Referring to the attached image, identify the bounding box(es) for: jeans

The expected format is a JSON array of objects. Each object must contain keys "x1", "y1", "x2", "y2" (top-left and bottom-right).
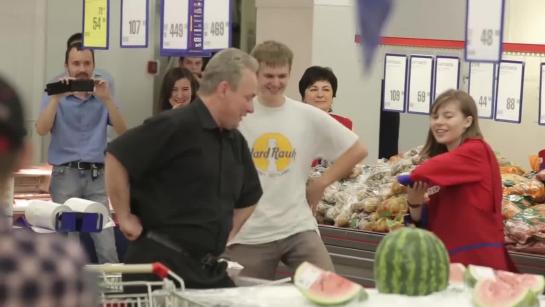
[{"x1": 50, "y1": 165, "x2": 119, "y2": 264}]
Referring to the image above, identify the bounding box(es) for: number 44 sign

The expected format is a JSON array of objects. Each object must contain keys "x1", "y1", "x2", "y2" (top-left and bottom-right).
[{"x1": 495, "y1": 61, "x2": 524, "y2": 123}]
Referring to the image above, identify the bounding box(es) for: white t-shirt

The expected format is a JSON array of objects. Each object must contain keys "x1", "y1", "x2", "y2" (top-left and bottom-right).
[{"x1": 230, "y1": 97, "x2": 358, "y2": 245}]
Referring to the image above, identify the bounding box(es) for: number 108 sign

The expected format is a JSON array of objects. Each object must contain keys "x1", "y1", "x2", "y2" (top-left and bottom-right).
[
  {"x1": 495, "y1": 61, "x2": 524, "y2": 123},
  {"x1": 382, "y1": 54, "x2": 407, "y2": 113}
]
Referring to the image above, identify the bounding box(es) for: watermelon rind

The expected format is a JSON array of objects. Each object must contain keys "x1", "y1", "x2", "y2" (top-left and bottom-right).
[
  {"x1": 294, "y1": 262, "x2": 368, "y2": 305},
  {"x1": 464, "y1": 265, "x2": 495, "y2": 288},
  {"x1": 528, "y1": 274, "x2": 545, "y2": 295},
  {"x1": 496, "y1": 271, "x2": 545, "y2": 296},
  {"x1": 473, "y1": 280, "x2": 539, "y2": 307},
  {"x1": 374, "y1": 228, "x2": 449, "y2": 296}
]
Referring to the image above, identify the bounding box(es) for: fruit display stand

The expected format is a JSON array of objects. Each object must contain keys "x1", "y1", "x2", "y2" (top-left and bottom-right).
[{"x1": 318, "y1": 225, "x2": 545, "y2": 287}]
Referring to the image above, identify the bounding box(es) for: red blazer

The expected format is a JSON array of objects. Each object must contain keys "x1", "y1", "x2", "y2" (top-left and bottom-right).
[
  {"x1": 410, "y1": 138, "x2": 516, "y2": 271},
  {"x1": 330, "y1": 113, "x2": 352, "y2": 130},
  {"x1": 312, "y1": 113, "x2": 353, "y2": 167}
]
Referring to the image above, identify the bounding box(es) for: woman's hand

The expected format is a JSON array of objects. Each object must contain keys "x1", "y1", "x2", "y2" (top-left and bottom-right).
[
  {"x1": 407, "y1": 181, "x2": 429, "y2": 206},
  {"x1": 537, "y1": 169, "x2": 545, "y2": 182}
]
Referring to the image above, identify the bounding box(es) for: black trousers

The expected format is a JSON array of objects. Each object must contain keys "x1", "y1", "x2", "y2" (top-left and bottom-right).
[{"x1": 123, "y1": 235, "x2": 234, "y2": 289}]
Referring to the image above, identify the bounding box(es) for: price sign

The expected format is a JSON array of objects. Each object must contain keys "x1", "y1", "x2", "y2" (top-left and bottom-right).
[
  {"x1": 160, "y1": 0, "x2": 189, "y2": 55},
  {"x1": 495, "y1": 61, "x2": 524, "y2": 123},
  {"x1": 434, "y1": 57, "x2": 460, "y2": 101},
  {"x1": 203, "y1": 0, "x2": 231, "y2": 50},
  {"x1": 121, "y1": 0, "x2": 148, "y2": 47},
  {"x1": 539, "y1": 63, "x2": 545, "y2": 125},
  {"x1": 83, "y1": 0, "x2": 109, "y2": 49},
  {"x1": 469, "y1": 62, "x2": 495, "y2": 118},
  {"x1": 407, "y1": 55, "x2": 433, "y2": 114},
  {"x1": 188, "y1": 0, "x2": 204, "y2": 51},
  {"x1": 382, "y1": 54, "x2": 407, "y2": 113},
  {"x1": 465, "y1": 0, "x2": 505, "y2": 62}
]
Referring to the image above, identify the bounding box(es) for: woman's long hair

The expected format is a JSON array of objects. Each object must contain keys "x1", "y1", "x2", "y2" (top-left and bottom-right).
[{"x1": 420, "y1": 90, "x2": 483, "y2": 158}]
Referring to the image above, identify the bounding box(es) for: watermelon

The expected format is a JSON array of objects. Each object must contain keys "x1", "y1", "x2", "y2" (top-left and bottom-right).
[
  {"x1": 496, "y1": 270, "x2": 545, "y2": 295},
  {"x1": 464, "y1": 264, "x2": 495, "y2": 288},
  {"x1": 374, "y1": 227, "x2": 449, "y2": 296},
  {"x1": 449, "y1": 263, "x2": 466, "y2": 285},
  {"x1": 294, "y1": 261, "x2": 367, "y2": 305},
  {"x1": 473, "y1": 278, "x2": 539, "y2": 307}
]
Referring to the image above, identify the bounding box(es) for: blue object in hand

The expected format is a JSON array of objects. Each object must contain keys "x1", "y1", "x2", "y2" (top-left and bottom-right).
[{"x1": 397, "y1": 174, "x2": 413, "y2": 186}]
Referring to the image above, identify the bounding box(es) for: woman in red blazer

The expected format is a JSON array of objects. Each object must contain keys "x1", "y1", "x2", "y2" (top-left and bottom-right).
[
  {"x1": 406, "y1": 90, "x2": 516, "y2": 271},
  {"x1": 298, "y1": 66, "x2": 353, "y2": 130}
]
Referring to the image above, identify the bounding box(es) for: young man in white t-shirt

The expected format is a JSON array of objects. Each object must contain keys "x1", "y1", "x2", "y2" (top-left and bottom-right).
[{"x1": 225, "y1": 40, "x2": 368, "y2": 279}]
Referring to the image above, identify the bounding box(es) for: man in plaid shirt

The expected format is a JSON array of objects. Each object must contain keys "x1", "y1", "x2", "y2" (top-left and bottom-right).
[{"x1": 0, "y1": 76, "x2": 93, "y2": 306}]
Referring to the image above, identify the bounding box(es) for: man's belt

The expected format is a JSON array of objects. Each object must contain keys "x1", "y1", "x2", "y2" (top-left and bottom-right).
[{"x1": 60, "y1": 161, "x2": 104, "y2": 170}]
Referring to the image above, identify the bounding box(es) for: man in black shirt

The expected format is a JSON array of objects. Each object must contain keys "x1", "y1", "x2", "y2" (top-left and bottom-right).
[{"x1": 105, "y1": 48, "x2": 262, "y2": 288}]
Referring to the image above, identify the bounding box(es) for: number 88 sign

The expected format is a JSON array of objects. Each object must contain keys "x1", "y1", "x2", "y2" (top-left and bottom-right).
[{"x1": 495, "y1": 61, "x2": 524, "y2": 123}]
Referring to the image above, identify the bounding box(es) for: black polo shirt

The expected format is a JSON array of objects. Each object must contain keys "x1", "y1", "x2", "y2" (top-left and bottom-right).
[{"x1": 107, "y1": 98, "x2": 262, "y2": 256}]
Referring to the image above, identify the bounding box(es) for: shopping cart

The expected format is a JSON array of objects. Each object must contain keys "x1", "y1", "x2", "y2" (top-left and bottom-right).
[{"x1": 86, "y1": 262, "x2": 206, "y2": 307}]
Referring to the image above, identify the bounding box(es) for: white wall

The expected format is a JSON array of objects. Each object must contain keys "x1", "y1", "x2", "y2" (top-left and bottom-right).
[{"x1": 0, "y1": 1, "x2": 47, "y2": 163}]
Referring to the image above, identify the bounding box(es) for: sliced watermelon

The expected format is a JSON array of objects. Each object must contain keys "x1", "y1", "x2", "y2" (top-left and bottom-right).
[
  {"x1": 496, "y1": 270, "x2": 545, "y2": 295},
  {"x1": 294, "y1": 262, "x2": 367, "y2": 305},
  {"x1": 464, "y1": 264, "x2": 495, "y2": 288},
  {"x1": 473, "y1": 278, "x2": 539, "y2": 307},
  {"x1": 449, "y1": 263, "x2": 466, "y2": 285}
]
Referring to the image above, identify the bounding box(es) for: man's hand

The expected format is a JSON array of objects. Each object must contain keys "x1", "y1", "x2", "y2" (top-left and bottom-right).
[
  {"x1": 93, "y1": 79, "x2": 112, "y2": 102},
  {"x1": 117, "y1": 213, "x2": 143, "y2": 241},
  {"x1": 306, "y1": 177, "x2": 327, "y2": 214}
]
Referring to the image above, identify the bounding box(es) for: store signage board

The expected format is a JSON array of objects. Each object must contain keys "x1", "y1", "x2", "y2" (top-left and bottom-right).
[
  {"x1": 538, "y1": 63, "x2": 545, "y2": 126},
  {"x1": 202, "y1": 0, "x2": 231, "y2": 51},
  {"x1": 407, "y1": 55, "x2": 434, "y2": 115},
  {"x1": 434, "y1": 56, "x2": 460, "y2": 101},
  {"x1": 382, "y1": 54, "x2": 407, "y2": 113},
  {"x1": 82, "y1": 0, "x2": 109, "y2": 49},
  {"x1": 495, "y1": 61, "x2": 524, "y2": 123},
  {"x1": 120, "y1": 0, "x2": 148, "y2": 48},
  {"x1": 469, "y1": 62, "x2": 495, "y2": 119},
  {"x1": 464, "y1": 0, "x2": 504, "y2": 62},
  {"x1": 160, "y1": 0, "x2": 189, "y2": 55}
]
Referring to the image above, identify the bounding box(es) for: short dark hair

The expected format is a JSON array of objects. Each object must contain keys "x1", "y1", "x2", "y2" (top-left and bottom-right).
[
  {"x1": 159, "y1": 67, "x2": 199, "y2": 111},
  {"x1": 64, "y1": 42, "x2": 95, "y2": 65},
  {"x1": 298, "y1": 66, "x2": 338, "y2": 100},
  {"x1": 0, "y1": 76, "x2": 26, "y2": 181},
  {"x1": 66, "y1": 33, "x2": 83, "y2": 48}
]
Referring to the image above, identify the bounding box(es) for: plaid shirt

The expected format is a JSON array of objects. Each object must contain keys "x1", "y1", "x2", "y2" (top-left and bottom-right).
[{"x1": 0, "y1": 214, "x2": 94, "y2": 306}]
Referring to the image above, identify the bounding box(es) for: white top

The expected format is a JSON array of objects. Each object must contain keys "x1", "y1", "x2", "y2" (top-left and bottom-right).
[{"x1": 231, "y1": 97, "x2": 358, "y2": 245}]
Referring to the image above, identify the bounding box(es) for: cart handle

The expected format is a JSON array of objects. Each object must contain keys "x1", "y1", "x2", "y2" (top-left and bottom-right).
[{"x1": 86, "y1": 262, "x2": 170, "y2": 278}]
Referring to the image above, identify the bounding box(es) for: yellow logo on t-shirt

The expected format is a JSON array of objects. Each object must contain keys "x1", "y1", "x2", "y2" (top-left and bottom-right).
[{"x1": 251, "y1": 133, "x2": 296, "y2": 176}]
